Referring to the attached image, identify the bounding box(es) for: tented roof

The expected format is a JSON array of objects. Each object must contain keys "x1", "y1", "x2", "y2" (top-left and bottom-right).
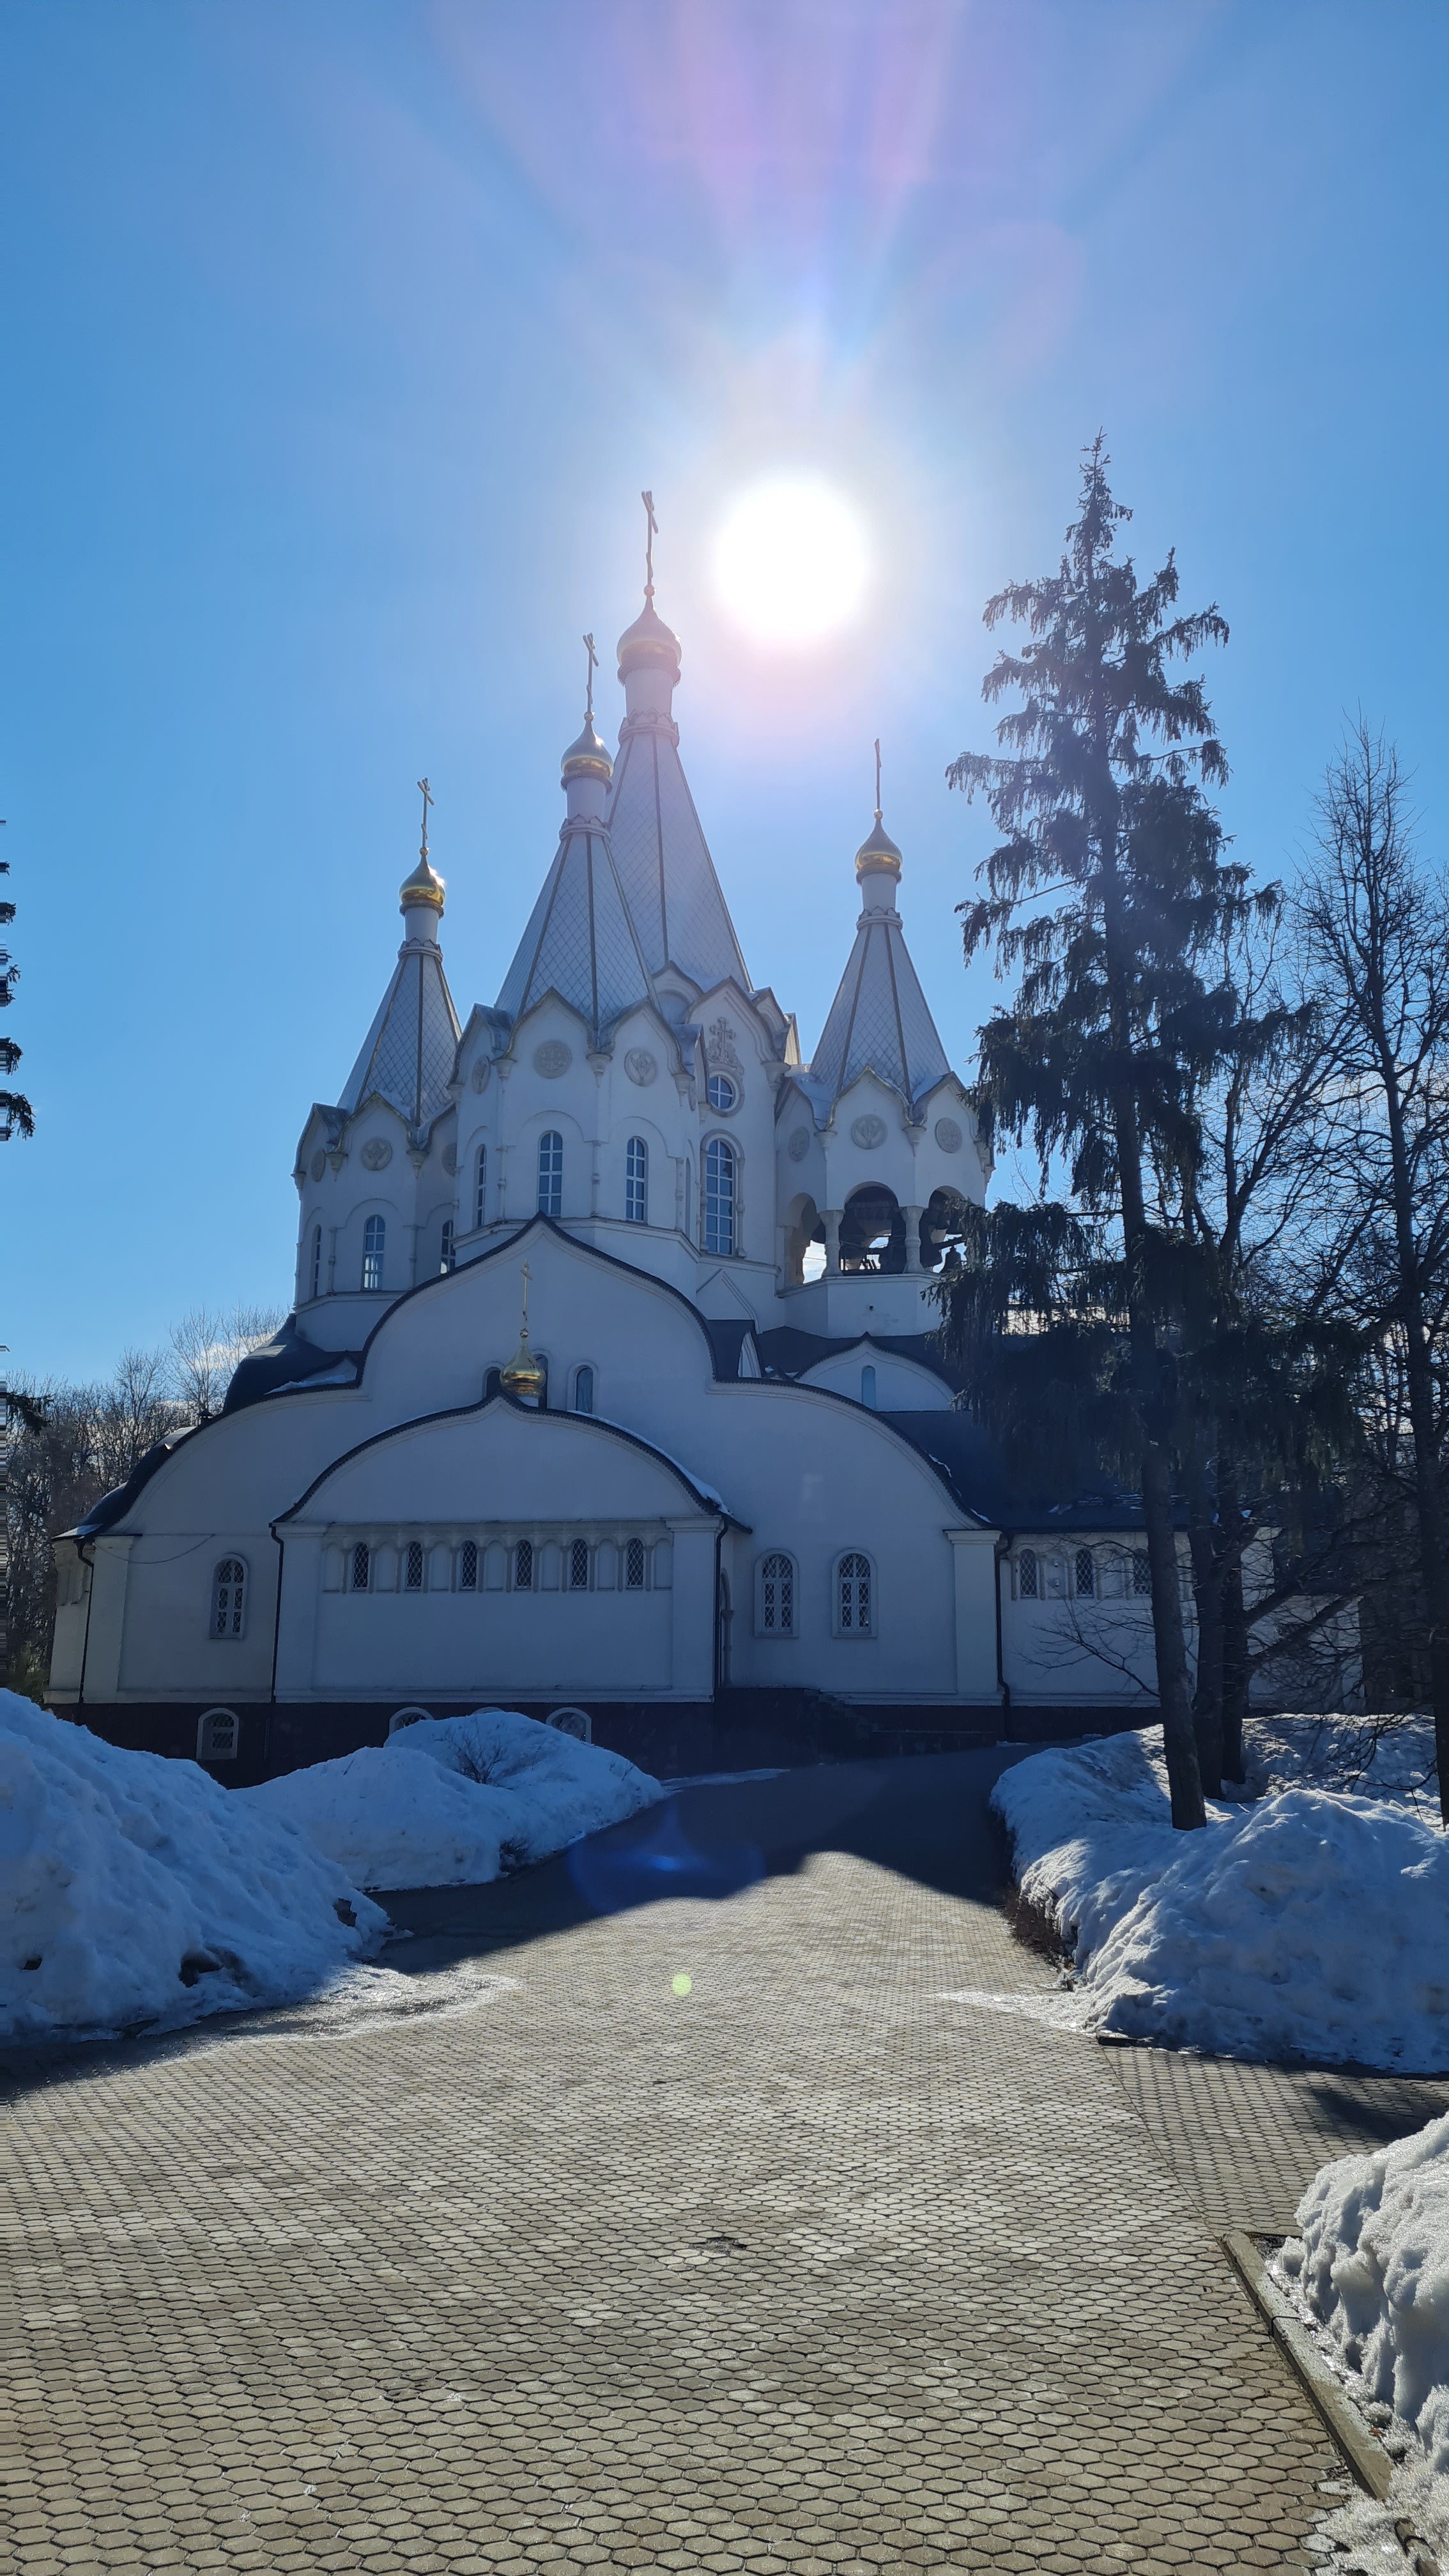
[
  {"x1": 339, "y1": 941, "x2": 461, "y2": 1135},
  {"x1": 806, "y1": 904, "x2": 951, "y2": 1112},
  {"x1": 496, "y1": 821, "x2": 657, "y2": 1042},
  {"x1": 606, "y1": 721, "x2": 750, "y2": 995}
]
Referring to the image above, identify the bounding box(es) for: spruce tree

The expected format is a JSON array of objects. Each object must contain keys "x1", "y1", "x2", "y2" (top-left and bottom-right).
[{"x1": 944, "y1": 440, "x2": 1251, "y2": 1830}]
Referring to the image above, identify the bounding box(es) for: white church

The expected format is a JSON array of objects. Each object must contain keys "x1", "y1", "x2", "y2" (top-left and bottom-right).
[{"x1": 50, "y1": 560, "x2": 1194, "y2": 1779}]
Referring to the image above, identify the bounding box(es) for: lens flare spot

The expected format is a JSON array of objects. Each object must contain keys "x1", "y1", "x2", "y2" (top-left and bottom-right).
[
  {"x1": 671, "y1": 1972, "x2": 693, "y2": 1997},
  {"x1": 713, "y1": 477, "x2": 870, "y2": 649}
]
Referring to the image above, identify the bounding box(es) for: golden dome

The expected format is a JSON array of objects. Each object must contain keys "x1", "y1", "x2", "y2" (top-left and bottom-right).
[
  {"x1": 399, "y1": 851, "x2": 446, "y2": 914},
  {"x1": 500, "y1": 1331, "x2": 546, "y2": 1402},
  {"x1": 560, "y1": 717, "x2": 613, "y2": 785},
  {"x1": 617, "y1": 596, "x2": 681, "y2": 682},
  {"x1": 854, "y1": 813, "x2": 903, "y2": 882}
]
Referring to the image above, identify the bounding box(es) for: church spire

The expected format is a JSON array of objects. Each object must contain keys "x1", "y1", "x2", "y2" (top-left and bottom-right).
[
  {"x1": 806, "y1": 757, "x2": 948, "y2": 1113},
  {"x1": 338, "y1": 779, "x2": 460, "y2": 1136}
]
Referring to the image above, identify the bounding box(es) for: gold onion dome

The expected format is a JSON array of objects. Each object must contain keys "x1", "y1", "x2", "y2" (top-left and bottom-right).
[
  {"x1": 560, "y1": 715, "x2": 613, "y2": 785},
  {"x1": 399, "y1": 850, "x2": 446, "y2": 914},
  {"x1": 617, "y1": 596, "x2": 681, "y2": 681},
  {"x1": 500, "y1": 1330, "x2": 546, "y2": 1402},
  {"x1": 854, "y1": 812, "x2": 903, "y2": 883}
]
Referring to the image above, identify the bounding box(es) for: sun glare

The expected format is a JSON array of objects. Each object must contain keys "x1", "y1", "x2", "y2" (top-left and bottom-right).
[{"x1": 713, "y1": 477, "x2": 870, "y2": 648}]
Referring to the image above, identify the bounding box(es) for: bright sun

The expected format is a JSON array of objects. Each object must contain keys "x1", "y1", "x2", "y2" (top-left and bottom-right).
[{"x1": 713, "y1": 477, "x2": 870, "y2": 648}]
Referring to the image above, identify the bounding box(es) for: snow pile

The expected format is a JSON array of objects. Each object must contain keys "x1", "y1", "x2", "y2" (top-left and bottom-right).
[
  {"x1": 994, "y1": 1731, "x2": 1449, "y2": 2069},
  {"x1": 1243, "y1": 1709, "x2": 1439, "y2": 1821},
  {"x1": 1276, "y1": 2113, "x2": 1449, "y2": 2566},
  {"x1": 243, "y1": 1709, "x2": 662, "y2": 1891},
  {"x1": 0, "y1": 1692, "x2": 386, "y2": 2044}
]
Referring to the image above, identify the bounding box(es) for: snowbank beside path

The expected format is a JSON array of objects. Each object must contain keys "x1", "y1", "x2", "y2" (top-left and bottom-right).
[
  {"x1": 1, "y1": 1693, "x2": 386, "y2": 2044},
  {"x1": 242, "y1": 1709, "x2": 663, "y2": 1891},
  {"x1": 993, "y1": 1730, "x2": 1449, "y2": 2070}
]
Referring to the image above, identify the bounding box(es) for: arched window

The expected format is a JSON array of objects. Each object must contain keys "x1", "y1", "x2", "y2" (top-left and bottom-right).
[
  {"x1": 756, "y1": 1551, "x2": 797, "y2": 1638},
  {"x1": 624, "y1": 1537, "x2": 647, "y2": 1590},
  {"x1": 362, "y1": 1215, "x2": 385, "y2": 1292},
  {"x1": 567, "y1": 1538, "x2": 590, "y2": 1591},
  {"x1": 475, "y1": 1143, "x2": 488, "y2": 1230},
  {"x1": 459, "y1": 1540, "x2": 479, "y2": 1591},
  {"x1": 703, "y1": 1137, "x2": 736, "y2": 1255},
  {"x1": 861, "y1": 1364, "x2": 877, "y2": 1408},
  {"x1": 440, "y1": 1219, "x2": 455, "y2": 1274},
  {"x1": 309, "y1": 1225, "x2": 322, "y2": 1301},
  {"x1": 1017, "y1": 1547, "x2": 1039, "y2": 1600},
  {"x1": 836, "y1": 1551, "x2": 874, "y2": 1637},
  {"x1": 513, "y1": 1538, "x2": 534, "y2": 1591},
  {"x1": 574, "y1": 1365, "x2": 595, "y2": 1415},
  {"x1": 404, "y1": 1540, "x2": 425, "y2": 1591},
  {"x1": 211, "y1": 1558, "x2": 246, "y2": 1639},
  {"x1": 625, "y1": 1135, "x2": 648, "y2": 1223},
  {"x1": 1075, "y1": 1546, "x2": 1096, "y2": 1598},
  {"x1": 1132, "y1": 1550, "x2": 1151, "y2": 1597},
  {"x1": 537, "y1": 1131, "x2": 563, "y2": 1218},
  {"x1": 706, "y1": 1071, "x2": 737, "y2": 1114},
  {"x1": 197, "y1": 1708, "x2": 239, "y2": 1761},
  {"x1": 350, "y1": 1542, "x2": 371, "y2": 1592}
]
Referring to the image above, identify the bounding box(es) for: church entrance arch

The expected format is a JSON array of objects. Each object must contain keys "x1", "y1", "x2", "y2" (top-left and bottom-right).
[{"x1": 840, "y1": 1184, "x2": 905, "y2": 1274}]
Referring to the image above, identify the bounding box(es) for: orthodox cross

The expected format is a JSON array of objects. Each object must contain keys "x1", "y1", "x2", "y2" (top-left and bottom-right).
[
  {"x1": 583, "y1": 633, "x2": 598, "y2": 724},
  {"x1": 641, "y1": 489, "x2": 658, "y2": 600},
  {"x1": 873, "y1": 738, "x2": 882, "y2": 824},
  {"x1": 417, "y1": 775, "x2": 434, "y2": 862}
]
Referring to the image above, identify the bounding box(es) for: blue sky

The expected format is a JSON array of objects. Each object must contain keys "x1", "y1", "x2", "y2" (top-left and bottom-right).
[{"x1": 4, "y1": 0, "x2": 1446, "y2": 1381}]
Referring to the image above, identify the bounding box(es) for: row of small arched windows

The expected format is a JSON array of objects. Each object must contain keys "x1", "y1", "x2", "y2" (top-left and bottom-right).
[
  {"x1": 347, "y1": 1535, "x2": 659, "y2": 1594},
  {"x1": 1014, "y1": 1545, "x2": 1153, "y2": 1601}
]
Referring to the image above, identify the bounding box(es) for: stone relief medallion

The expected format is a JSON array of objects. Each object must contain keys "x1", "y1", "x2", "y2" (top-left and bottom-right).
[
  {"x1": 787, "y1": 1126, "x2": 811, "y2": 1163},
  {"x1": 310, "y1": 1149, "x2": 326, "y2": 1183},
  {"x1": 470, "y1": 1059, "x2": 490, "y2": 1093},
  {"x1": 625, "y1": 1048, "x2": 657, "y2": 1087},
  {"x1": 360, "y1": 1137, "x2": 393, "y2": 1172},
  {"x1": 934, "y1": 1117, "x2": 963, "y2": 1153},
  {"x1": 850, "y1": 1114, "x2": 887, "y2": 1150},
  {"x1": 442, "y1": 1146, "x2": 458, "y2": 1176},
  {"x1": 533, "y1": 1040, "x2": 572, "y2": 1078}
]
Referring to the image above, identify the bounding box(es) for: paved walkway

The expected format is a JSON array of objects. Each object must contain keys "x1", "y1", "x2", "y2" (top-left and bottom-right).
[{"x1": 5, "y1": 1751, "x2": 1448, "y2": 2576}]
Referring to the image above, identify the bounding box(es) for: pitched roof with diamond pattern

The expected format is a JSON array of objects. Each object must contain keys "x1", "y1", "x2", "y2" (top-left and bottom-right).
[
  {"x1": 339, "y1": 940, "x2": 461, "y2": 1136},
  {"x1": 806, "y1": 898, "x2": 951, "y2": 1114},
  {"x1": 496, "y1": 820, "x2": 658, "y2": 1041},
  {"x1": 605, "y1": 719, "x2": 750, "y2": 995}
]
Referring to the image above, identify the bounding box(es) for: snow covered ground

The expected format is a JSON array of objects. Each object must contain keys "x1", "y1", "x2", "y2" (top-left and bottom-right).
[
  {"x1": 993, "y1": 1724, "x2": 1449, "y2": 2071},
  {"x1": 1, "y1": 1690, "x2": 387, "y2": 2044},
  {"x1": 241, "y1": 1709, "x2": 662, "y2": 1890},
  {"x1": 1275, "y1": 2111, "x2": 1449, "y2": 2570}
]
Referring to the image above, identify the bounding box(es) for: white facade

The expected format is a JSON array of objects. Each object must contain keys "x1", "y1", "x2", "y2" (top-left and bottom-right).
[{"x1": 50, "y1": 576, "x2": 1211, "y2": 1760}]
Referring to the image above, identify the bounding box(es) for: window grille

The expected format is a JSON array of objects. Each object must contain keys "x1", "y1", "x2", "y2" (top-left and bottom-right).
[
  {"x1": 625, "y1": 1135, "x2": 647, "y2": 1223},
  {"x1": 568, "y1": 1538, "x2": 590, "y2": 1591},
  {"x1": 838, "y1": 1551, "x2": 873, "y2": 1636},
  {"x1": 475, "y1": 1144, "x2": 488, "y2": 1230},
  {"x1": 440, "y1": 1220, "x2": 455, "y2": 1273},
  {"x1": 861, "y1": 1364, "x2": 877, "y2": 1408},
  {"x1": 210, "y1": 1559, "x2": 246, "y2": 1639},
  {"x1": 624, "y1": 1537, "x2": 647, "y2": 1590},
  {"x1": 362, "y1": 1214, "x2": 385, "y2": 1292},
  {"x1": 706, "y1": 1071, "x2": 737, "y2": 1112},
  {"x1": 703, "y1": 1137, "x2": 735, "y2": 1255},
  {"x1": 197, "y1": 1708, "x2": 239, "y2": 1761},
  {"x1": 309, "y1": 1225, "x2": 322, "y2": 1301},
  {"x1": 404, "y1": 1540, "x2": 424, "y2": 1591},
  {"x1": 1075, "y1": 1547, "x2": 1096, "y2": 1598},
  {"x1": 459, "y1": 1540, "x2": 478, "y2": 1591},
  {"x1": 1018, "y1": 1548, "x2": 1039, "y2": 1600},
  {"x1": 350, "y1": 1542, "x2": 371, "y2": 1592},
  {"x1": 758, "y1": 1551, "x2": 795, "y2": 1637},
  {"x1": 574, "y1": 1365, "x2": 594, "y2": 1415},
  {"x1": 537, "y1": 1130, "x2": 563, "y2": 1218},
  {"x1": 1132, "y1": 1550, "x2": 1151, "y2": 1597},
  {"x1": 513, "y1": 1538, "x2": 534, "y2": 1591}
]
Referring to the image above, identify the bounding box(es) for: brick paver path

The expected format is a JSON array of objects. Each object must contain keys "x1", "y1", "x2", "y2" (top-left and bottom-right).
[{"x1": 7, "y1": 1748, "x2": 1439, "y2": 2576}]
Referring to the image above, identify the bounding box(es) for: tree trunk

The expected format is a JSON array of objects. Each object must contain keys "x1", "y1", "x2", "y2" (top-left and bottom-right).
[
  {"x1": 1378, "y1": 1060, "x2": 1449, "y2": 1823},
  {"x1": 1188, "y1": 1452, "x2": 1225, "y2": 1798},
  {"x1": 1218, "y1": 1471, "x2": 1250, "y2": 1784}
]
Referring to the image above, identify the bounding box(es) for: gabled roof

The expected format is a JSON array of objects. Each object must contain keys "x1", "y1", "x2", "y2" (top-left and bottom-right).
[
  {"x1": 496, "y1": 821, "x2": 657, "y2": 1042},
  {"x1": 805, "y1": 901, "x2": 951, "y2": 1114},
  {"x1": 606, "y1": 720, "x2": 751, "y2": 995},
  {"x1": 339, "y1": 939, "x2": 461, "y2": 1135}
]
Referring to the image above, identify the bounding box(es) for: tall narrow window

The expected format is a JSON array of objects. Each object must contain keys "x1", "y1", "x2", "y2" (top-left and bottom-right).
[
  {"x1": 404, "y1": 1541, "x2": 425, "y2": 1592},
  {"x1": 537, "y1": 1131, "x2": 563, "y2": 1218},
  {"x1": 837, "y1": 1551, "x2": 873, "y2": 1637},
  {"x1": 350, "y1": 1542, "x2": 371, "y2": 1593},
  {"x1": 861, "y1": 1364, "x2": 877, "y2": 1408},
  {"x1": 1075, "y1": 1547, "x2": 1096, "y2": 1598},
  {"x1": 1131, "y1": 1550, "x2": 1151, "y2": 1597},
  {"x1": 568, "y1": 1538, "x2": 590, "y2": 1591},
  {"x1": 309, "y1": 1225, "x2": 322, "y2": 1301},
  {"x1": 574, "y1": 1365, "x2": 594, "y2": 1416},
  {"x1": 440, "y1": 1220, "x2": 455, "y2": 1274},
  {"x1": 362, "y1": 1215, "x2": 385, "y2": 1292},
  {"x1": 459, "y1": 1540, "x2": 478, "y2": 1591},
  {"x1": 475, "y1": 1144, "x2": 488, "y2": 1230},
  {"x1": 1018, "y1": 1548, "x2": 1039, "y2": 1600},
  {"x1": 513, "y1": 1538, "x2": 534, "y2": 1591},
  {"x1": 703, "y1": 1137, "x2": 735, "y2": 1255},
  {"x1": 211, "y1": 1558, "x2": 246, "y2": 1639},
  {"x1": 757, "y1": 1551, "x2": 796, "y2": 1638},
  {"x1": 625, "y1": 1135, "x2": 647, "y2": 1223},
  {"x1": 624, "y1": 1537, "x2": 647, "y2": 1590}
]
